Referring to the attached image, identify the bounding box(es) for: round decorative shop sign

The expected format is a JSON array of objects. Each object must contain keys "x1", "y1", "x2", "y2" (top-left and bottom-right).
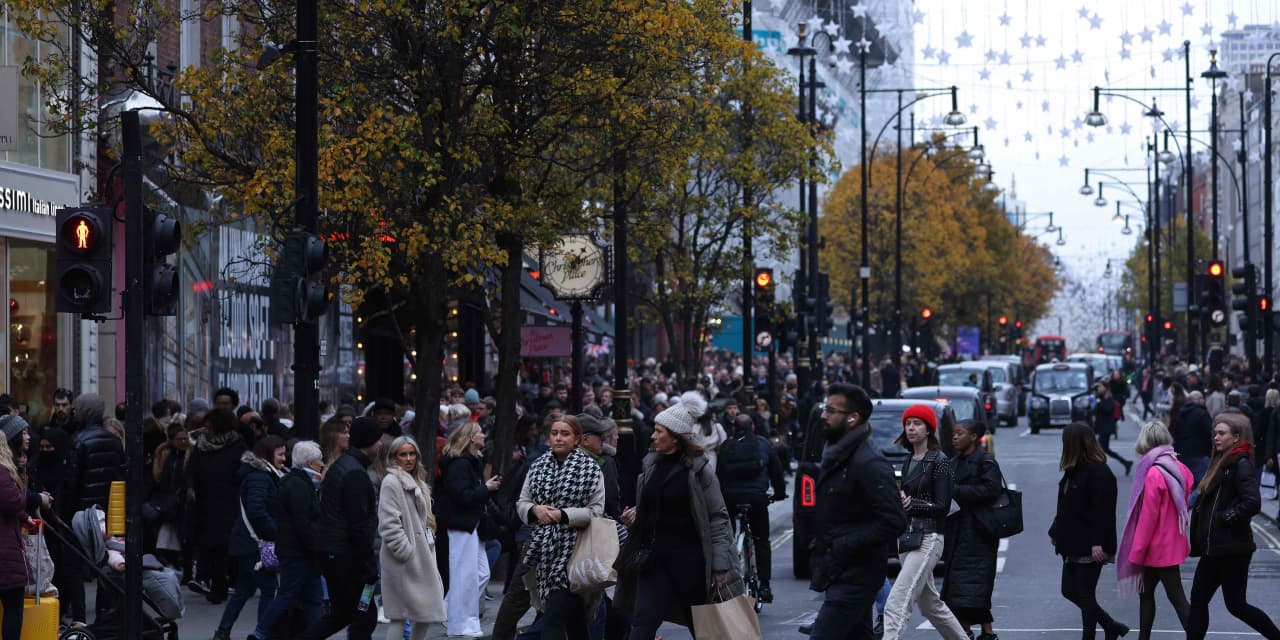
[{"x1": 539, "y1": 235, "x2": 608, "y2": 300}]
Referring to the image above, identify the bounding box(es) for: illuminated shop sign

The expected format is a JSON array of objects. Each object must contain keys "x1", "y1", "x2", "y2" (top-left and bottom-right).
[{"x1": 0, "y1": 187, "x2": 61, "y2": 217}]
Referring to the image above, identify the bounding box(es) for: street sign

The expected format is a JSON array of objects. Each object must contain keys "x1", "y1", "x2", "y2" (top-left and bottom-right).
[
  {"x1": 539, "y1": 234, "x2": 609, "y2": 300},
  {"x1": 1172, "y1": 282, "x2": 1186, "y2": 312}
]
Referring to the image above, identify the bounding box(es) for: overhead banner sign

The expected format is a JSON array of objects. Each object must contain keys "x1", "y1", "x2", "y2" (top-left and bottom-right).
[{"x1": 0, "y1": 67, "x2": 17, "y2": 151}]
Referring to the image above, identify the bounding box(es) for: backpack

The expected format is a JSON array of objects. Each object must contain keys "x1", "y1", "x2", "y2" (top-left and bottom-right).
[{"x1": 718, "y1": 434, "x2": 764, "y2": 479}]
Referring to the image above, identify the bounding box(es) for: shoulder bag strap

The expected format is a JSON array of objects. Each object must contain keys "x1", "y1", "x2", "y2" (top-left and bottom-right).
[{"x1": 239, "y1": 497, "x2": 261, "y2": 543}]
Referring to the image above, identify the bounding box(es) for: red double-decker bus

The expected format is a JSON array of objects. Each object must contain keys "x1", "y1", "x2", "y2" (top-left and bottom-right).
[
  {"x1": 1096, "y1": 330, "x2": 1134, "y2": 356},
  {"x1": 1032, "y1": 335, "x2": 1067, "y2": 364}
]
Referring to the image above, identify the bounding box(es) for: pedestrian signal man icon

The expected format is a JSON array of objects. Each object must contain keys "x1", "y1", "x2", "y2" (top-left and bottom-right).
[{"x1": 75, "y1": 219, "x2": 91, "y2": 249}]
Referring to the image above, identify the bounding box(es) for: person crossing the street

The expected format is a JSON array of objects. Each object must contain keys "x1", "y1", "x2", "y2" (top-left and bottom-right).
[
  {"x1": 805, "y1": 383, "x2": 906, "y2": 639},
  {"x1": 941, "y1": 420, "x2": 1004, "y2": 640},
  {"x1": 716, "y1": 413, "x2": 787, "y2": 603}
]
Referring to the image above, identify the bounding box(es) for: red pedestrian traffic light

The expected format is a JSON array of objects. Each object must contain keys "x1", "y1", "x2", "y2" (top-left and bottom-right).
[{"x1": 1261, "y1": 296, "x2": 1270, "y2": 312}]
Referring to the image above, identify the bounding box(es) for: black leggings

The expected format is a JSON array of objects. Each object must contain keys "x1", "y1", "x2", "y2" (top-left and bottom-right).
[
  {"x1": 1061, "y1": 562, "x2": 1121, "y2": 640},
  {"x1": 1139, "y1": 566, "x2": 1188, "y2": 640},
  {"x1": 541, "y1": 590, "x2": 589, "y2": 640},
  {"x1": 1187, "y1": 553, "x2": 1280, "y2": 640},
  {"x1": 0, "y1": 586, "x2": 23, "y2": 640},
  {"x1": 1097, "y1": 432, "x2": 1132, "y2": 466}
]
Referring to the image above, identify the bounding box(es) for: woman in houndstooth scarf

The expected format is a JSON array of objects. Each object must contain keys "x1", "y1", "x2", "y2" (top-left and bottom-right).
[{"x1": 517, "y1": 414, "x2": 605, "y2": 640}]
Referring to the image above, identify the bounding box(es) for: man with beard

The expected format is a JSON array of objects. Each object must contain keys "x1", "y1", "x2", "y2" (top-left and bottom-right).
[{"x1": 806, "y1": 383, "x2": 907, "y2": 639}]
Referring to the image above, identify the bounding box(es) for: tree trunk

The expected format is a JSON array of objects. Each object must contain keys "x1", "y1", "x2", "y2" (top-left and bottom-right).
[
  {"x1": 490, "y1": 233, "x2": 522, "y2": 477},
  {"x1": 412, "y1": 258, "x2": 447, "y2": 485}
]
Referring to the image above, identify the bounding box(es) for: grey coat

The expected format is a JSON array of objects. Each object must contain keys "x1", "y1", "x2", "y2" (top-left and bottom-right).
[
  {"x1": 616, "y1": 451, "x2": 742, "y2": 627},
  {"x1": 378, "y1": 468, "x2": 446, "y2": 623}
]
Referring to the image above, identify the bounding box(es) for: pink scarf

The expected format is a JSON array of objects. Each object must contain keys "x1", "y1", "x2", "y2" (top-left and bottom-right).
[{"x1": 1116, "y1": 445, "x2": 1188, "y2": 595}]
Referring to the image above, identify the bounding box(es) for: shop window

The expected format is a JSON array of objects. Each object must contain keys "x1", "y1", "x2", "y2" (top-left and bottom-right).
[{"x1": 8, "y1": 241, "x2": 57, "y2": 419}]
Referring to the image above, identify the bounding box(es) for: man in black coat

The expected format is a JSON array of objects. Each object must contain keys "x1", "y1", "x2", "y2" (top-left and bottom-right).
[
  {"x1": 718, "y1": 414, "x2": 787, "y2": 603},
  {"x1": 62, "y1": 393, "x2": 125, "y2": 516},
  {"x1": 298, "y1": 417, "x2": 383, "y2": 640},
  {"x1": 808, "y1": 383, "x2": 908, "y2": 640},
  {"x1": 1173, "y1": 391, "x2": 1214, "y2": 488}
]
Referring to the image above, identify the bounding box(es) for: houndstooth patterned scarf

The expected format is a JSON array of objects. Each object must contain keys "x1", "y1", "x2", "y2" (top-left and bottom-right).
[{"x1": 523, "y1": 447, "x2": 601, "y2": 600}]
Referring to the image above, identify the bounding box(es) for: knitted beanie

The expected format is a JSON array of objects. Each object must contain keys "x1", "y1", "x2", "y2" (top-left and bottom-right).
[
  {"x1": 902, "y1": 404, "x2": 937, "y2": 433},
  {"x1": 654, "y1": 391, "x2": 708, "y2": 437}
]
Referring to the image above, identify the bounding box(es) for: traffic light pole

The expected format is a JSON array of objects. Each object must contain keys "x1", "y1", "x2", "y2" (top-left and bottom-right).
[
  {"x1": 293, "y1": 0, "x2": 321, "y2": 438},
  {"x1": 120, "y1": 110, "x2": 146, "y2": 640}
]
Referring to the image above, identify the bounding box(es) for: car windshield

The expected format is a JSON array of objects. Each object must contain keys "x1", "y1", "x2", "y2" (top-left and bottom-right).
[
  {"x1": 987, "y1": 367, "x2": 1008, "y2": 383},
  {"x1": 1036, "y1": 370, "x2": 1089, "y2": 393},
  {"x1": 938, "y1": 370, "x2": 979, "y2": 387},
  {"x1": 943, "y1": 399, "x2": 977, "y2": 421},
  {"x1": 867, "y1": 410, "x2": 910, "y2": 451}
]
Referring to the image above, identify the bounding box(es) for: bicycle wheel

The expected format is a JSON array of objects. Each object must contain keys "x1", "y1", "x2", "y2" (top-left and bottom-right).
[{"x1": 739, "y1": 519, "x2": 762, "y2": 612}]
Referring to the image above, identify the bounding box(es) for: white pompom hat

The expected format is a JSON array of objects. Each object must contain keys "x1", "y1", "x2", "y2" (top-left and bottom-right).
[{"x1": 654, "y1": 391, "x2": 708, "y2": 437}]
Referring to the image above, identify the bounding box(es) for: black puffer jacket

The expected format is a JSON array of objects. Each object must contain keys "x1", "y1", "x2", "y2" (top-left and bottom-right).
[
  {"x1": 941, "y1": 449, "x2": 1003, "y2": 610},
  {"x1": 274, "y1": 467, "x2": 319, "y2": 558},
  {"x1": 64, "y1": 425, "x2": 126, "y2": 515},
  {"x1": 437, "y1": 454, "x2": 489, "y2": 533},
  {"x1": 1049, "y1": 459, "x2": 1117, "y2": 557},
  {"x1": 186, "y1": 430, "x2": 249, "y2": 548},
  {"x1": 809, "y1": 425, "x2": 908, "y2": 592},
  {"x1": 1191, "y1": 454, "x2": 1259, "y2": 557},
  {"x1": 899, "y1": 449, "x2": 955, "y2": 534}
]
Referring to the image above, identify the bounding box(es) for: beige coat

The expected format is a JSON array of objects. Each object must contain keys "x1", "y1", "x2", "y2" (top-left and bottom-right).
[{"x1": 378, "y1": 468, "x2": 446, "y2": 623}]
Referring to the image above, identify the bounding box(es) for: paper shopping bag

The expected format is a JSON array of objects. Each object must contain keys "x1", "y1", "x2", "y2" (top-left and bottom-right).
[{"x1": 691, "y1": 592, "x2": 763, "y2": 640}]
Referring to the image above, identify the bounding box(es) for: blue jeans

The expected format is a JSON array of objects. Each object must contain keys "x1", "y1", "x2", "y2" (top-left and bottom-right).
[
  {"x1": 253, "y1": 555, "x2": 323, "y2": 638},
  {"x1": 217, "y1": 554, "x2": 278, "y2": 634}
]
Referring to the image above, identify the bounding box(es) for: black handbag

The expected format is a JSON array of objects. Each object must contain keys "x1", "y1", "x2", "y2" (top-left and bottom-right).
[
  {"x1": 897, "y1": 527, "x2": 924, "y2": 553},
  {"x1": 614, "y1": 531, "x2": 654, "y2": 576},
  {"x1": 976, "y1": 475, "x2": 1024, "y2": 539}
]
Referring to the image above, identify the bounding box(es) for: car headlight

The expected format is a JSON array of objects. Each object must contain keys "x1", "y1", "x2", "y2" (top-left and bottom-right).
[
  {"x1": 1029, "y1": 396, "x2": 1048, "y2": 409},
  {"x1": 1073, "y1": 395, "x2": 1091, "y2": 410}
]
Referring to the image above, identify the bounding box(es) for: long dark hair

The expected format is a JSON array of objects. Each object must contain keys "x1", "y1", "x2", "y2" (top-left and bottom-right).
[
  {"x1": 1198, "y1": 412, "x2": 1253, "y2": 495},
  {"x1": 1059, "y1": 422, "x2": 1105, "y2": 471}
]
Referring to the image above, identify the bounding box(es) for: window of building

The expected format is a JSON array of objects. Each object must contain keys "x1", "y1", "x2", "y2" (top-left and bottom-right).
[
  {"x1": 7, "y1": 240, "x2": 61, "y2": 419},
  {"x1": 1, "y1": 8, "x2": 71, "y2": 173}
]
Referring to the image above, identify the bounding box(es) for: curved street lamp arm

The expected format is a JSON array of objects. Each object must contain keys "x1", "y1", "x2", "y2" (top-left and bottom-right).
[
  {"x1": 868, "y1": 89, "x2": 957, "y2": 168},
  {"x1": 1098, "y1": 91, "x2": 1187, "y2": 166}
]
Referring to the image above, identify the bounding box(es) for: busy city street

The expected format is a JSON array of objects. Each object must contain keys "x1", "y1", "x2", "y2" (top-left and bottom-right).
[{"x1": 6, "y1": 0, "x2": 1280, "y2": 639}]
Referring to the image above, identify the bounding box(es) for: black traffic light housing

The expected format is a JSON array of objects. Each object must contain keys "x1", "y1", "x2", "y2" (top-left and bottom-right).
[
  {"x1": 1231, "y1": 263, "x2": 1256, "y2": 330},
  {"x1": 753, "y1": 267, "x2": 775, "y2": 346},
  {"x1": 1204, "y1": 261, "x2": 1226, "y2": 327},
  {"x1": 56, "y1": 207, "x2": 114, "y2": 314},
  {"x1": 813, "y1": 272, "x2": 835, "y2": 336},
  {"x1": 271, "y1": 230, "x2": 328, "y2": 325},
  {"x1": 142, "y1": 207, "x2": 182, "y2": 316}
]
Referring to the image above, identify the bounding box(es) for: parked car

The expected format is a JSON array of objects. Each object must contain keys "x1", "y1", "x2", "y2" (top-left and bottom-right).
[
  {"x1": 981, "y1": 354, "x2": 1028, "y2": 417},
  {"x1": 1027, "y1": 362, "x2": 1095, "y2": 434},
  {"x1": 900, "y1": 386, "x2": 997, "y2": 456},
  {"x1": 791, "y1": 398, "x2": 956, "y2": 579}
]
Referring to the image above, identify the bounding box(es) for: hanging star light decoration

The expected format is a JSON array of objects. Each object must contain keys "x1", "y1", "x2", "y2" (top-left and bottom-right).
[
  {"x1": 1086, "y1": 132, "x2": 1095, "y2": 143},
  {"x1": 1191, "y1": 96, "x2": 1200, "y2": 109},
  {"x1": 1072, "y1": 116, "x2": 1083, "y2": 129},
  {"x1": 1162, "y1": 48, "x2": 1175, "y2": 62},
  {"x1": 1071, "y1": 49, "x2": 1084, "y2": 63},
  {"x1": 835, "y1": 57, "x2": 854, "y2": 75},
  {"x1": 1119, "y1": 122, "x2": 1132, "y2": 135},
  {"x1": 985, "y1": 116, "x2": 998, "y2": 130},
  {"x1": 1025, "y1": 131, "x2": 1034, "y2": 142},
  {"x1": 1089, "y1": 13, "x2": 1103, "y2": 29},
  {"x1": 999, "y1": 12, "x2": 1012, "y2": 26},
  {"x1": 1180, "y1": 1, "x2": 1194, "y2": 16},
  {"x1": 1036, "y1": 34, "x2": 1048, "y2": 47},
  {"x1": 823, "y1": 20, "x2": 840, "y2": 38},
  {"x1": 1201, "y1": 23, "x2": 1213, "y2": 37},
  {"x1": 985, "y1": 48, "x2": 999, "y2": 63},
  {"x1": 1055, "y1": 54, "x2": 1068, "y2": 69},
  {"x1": 834, "y1": 35, "x2": 852, "y2": 54},
  {"x1": 1059, "y1": 155, "x2": 1070, "y2": 167},
  {"x1": 851, "y1": 3, "x2": 868, "y2": 19},
  {"x1": 1140, "y1": 27, "x2": 1154, "y2": 42},
  {"x1": 1016, "y1": 100, "x2": 1024, "y2": 110},
  {"x1": 1060, "y1": 126, "x2": 1071, "y2": 138},
  {"x1": 913, "y1": 9, "x2": 925, "y2": 24},
  {"x1": 857, "y1": 37, "x2": 872, "y2": 53},
  {"x1": 1020, "y1": 32, "x2": 1033, "y2": 48},
  {"x1": 1022, "y1": 68, "x2": 1034, "y2": 82},
  {"x1": 1042, "y1": 99, "x2": 1051, "y2": 113},
  {"x1": 1158, "y1": 19, "x2": 1172, "y2": 35},
  {"x1": 1077, "y1": 5, "x2": 1089, "y2": 19},
  {"x1": 979, "y1": 67, "x2": 992, "y2": 80},
  {"x1": 956, "y1": 31, "x2": 974, "y2": 48},
  {"x1": 923, "y1": 44, "x2": 937, "y2": 59},
  {"x1": 999, "y1": 50, "x2": 1012, "y2": 65},
  {"x1": 1120, "y1": 48, "x2": 1132, "y2": 60},
  {"x1": 970, "y1": 103, "x2": 980, "y2": 114},
  {"x1": 1006, "y1": 79, "x2": 1014, "y2": 89},
  {"x1": 937, "y1": 50, "x2": 951, "y2": 64},
  {"x1": 1120, "y1": 31, "x2": 1133, "y2": 46},
  {"x1": 1227, "y1": 12, "x2": 1238, "y2": 27}
]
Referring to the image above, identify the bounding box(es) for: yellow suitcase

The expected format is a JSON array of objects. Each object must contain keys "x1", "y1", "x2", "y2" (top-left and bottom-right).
[{"x1": 0, "y1": 596, "x2": 60, "y2": 640}]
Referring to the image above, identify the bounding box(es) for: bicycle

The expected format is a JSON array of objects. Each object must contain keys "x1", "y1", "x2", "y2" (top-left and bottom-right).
[{"x1": 734, "y1": 503, "x2": 764, "y2": 612}]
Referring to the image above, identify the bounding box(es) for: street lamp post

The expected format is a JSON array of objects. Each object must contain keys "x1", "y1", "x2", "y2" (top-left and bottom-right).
[
  {"x1": 1264, "y1": 52, "x2": 1279, "y2": 371},
  {"x1": 1202, "y1": 49, "x2": 1227, "y2": 262},
  {"x1": 786, "y1": 25, "x2": 816, "y2": 398},
  {"x1": 741, "y1": 0, "x2": 755, "y2": 409}
]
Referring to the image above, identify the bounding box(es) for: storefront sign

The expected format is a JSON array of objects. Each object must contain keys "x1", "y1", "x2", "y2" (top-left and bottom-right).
[
  {"x1": 0, "y1": 187, "x2": 60, "y2": 217},
  {"x1": 215, "y1": 227, "x2": 279, "y2": 406},
  {"x1": 521, "y1": 326, "x2": 572, "y2": 357},
  {"x1": 0, "y1": 67, "x2": 16, "y2": 152}
]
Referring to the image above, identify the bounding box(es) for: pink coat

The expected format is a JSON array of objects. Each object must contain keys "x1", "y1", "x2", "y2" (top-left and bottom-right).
[{"x1": 1128, "y1": 461, "x2": 1193, "y2": 568}]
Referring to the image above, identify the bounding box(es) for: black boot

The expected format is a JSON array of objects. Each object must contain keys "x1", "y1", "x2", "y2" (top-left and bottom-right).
[{"x1": 1105, "y1": 621, "x2": 1130, "y2": 640}]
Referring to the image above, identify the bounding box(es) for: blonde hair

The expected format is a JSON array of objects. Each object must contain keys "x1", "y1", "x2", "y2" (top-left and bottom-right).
[
  {"x1": 1135, "y1": 420, "x2": 1173, "y2": 455},
  {"x1": 0, "y1": 437, "x2": 24, "y2": 494},
  {"x1": 442, "y1": 421, "x2": 483, "y2": 458},
  {"x1": 386, "y1": 435, "x2": 435, "y2": 530},
  {"x1": 1265, "y1": 388, "x2": 1280, "y2": 410}
]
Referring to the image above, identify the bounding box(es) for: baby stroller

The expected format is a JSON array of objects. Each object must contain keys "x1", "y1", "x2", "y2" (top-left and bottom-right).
[{"x1": 42, "y1": 506, "x2": 183, "y2": 640}]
